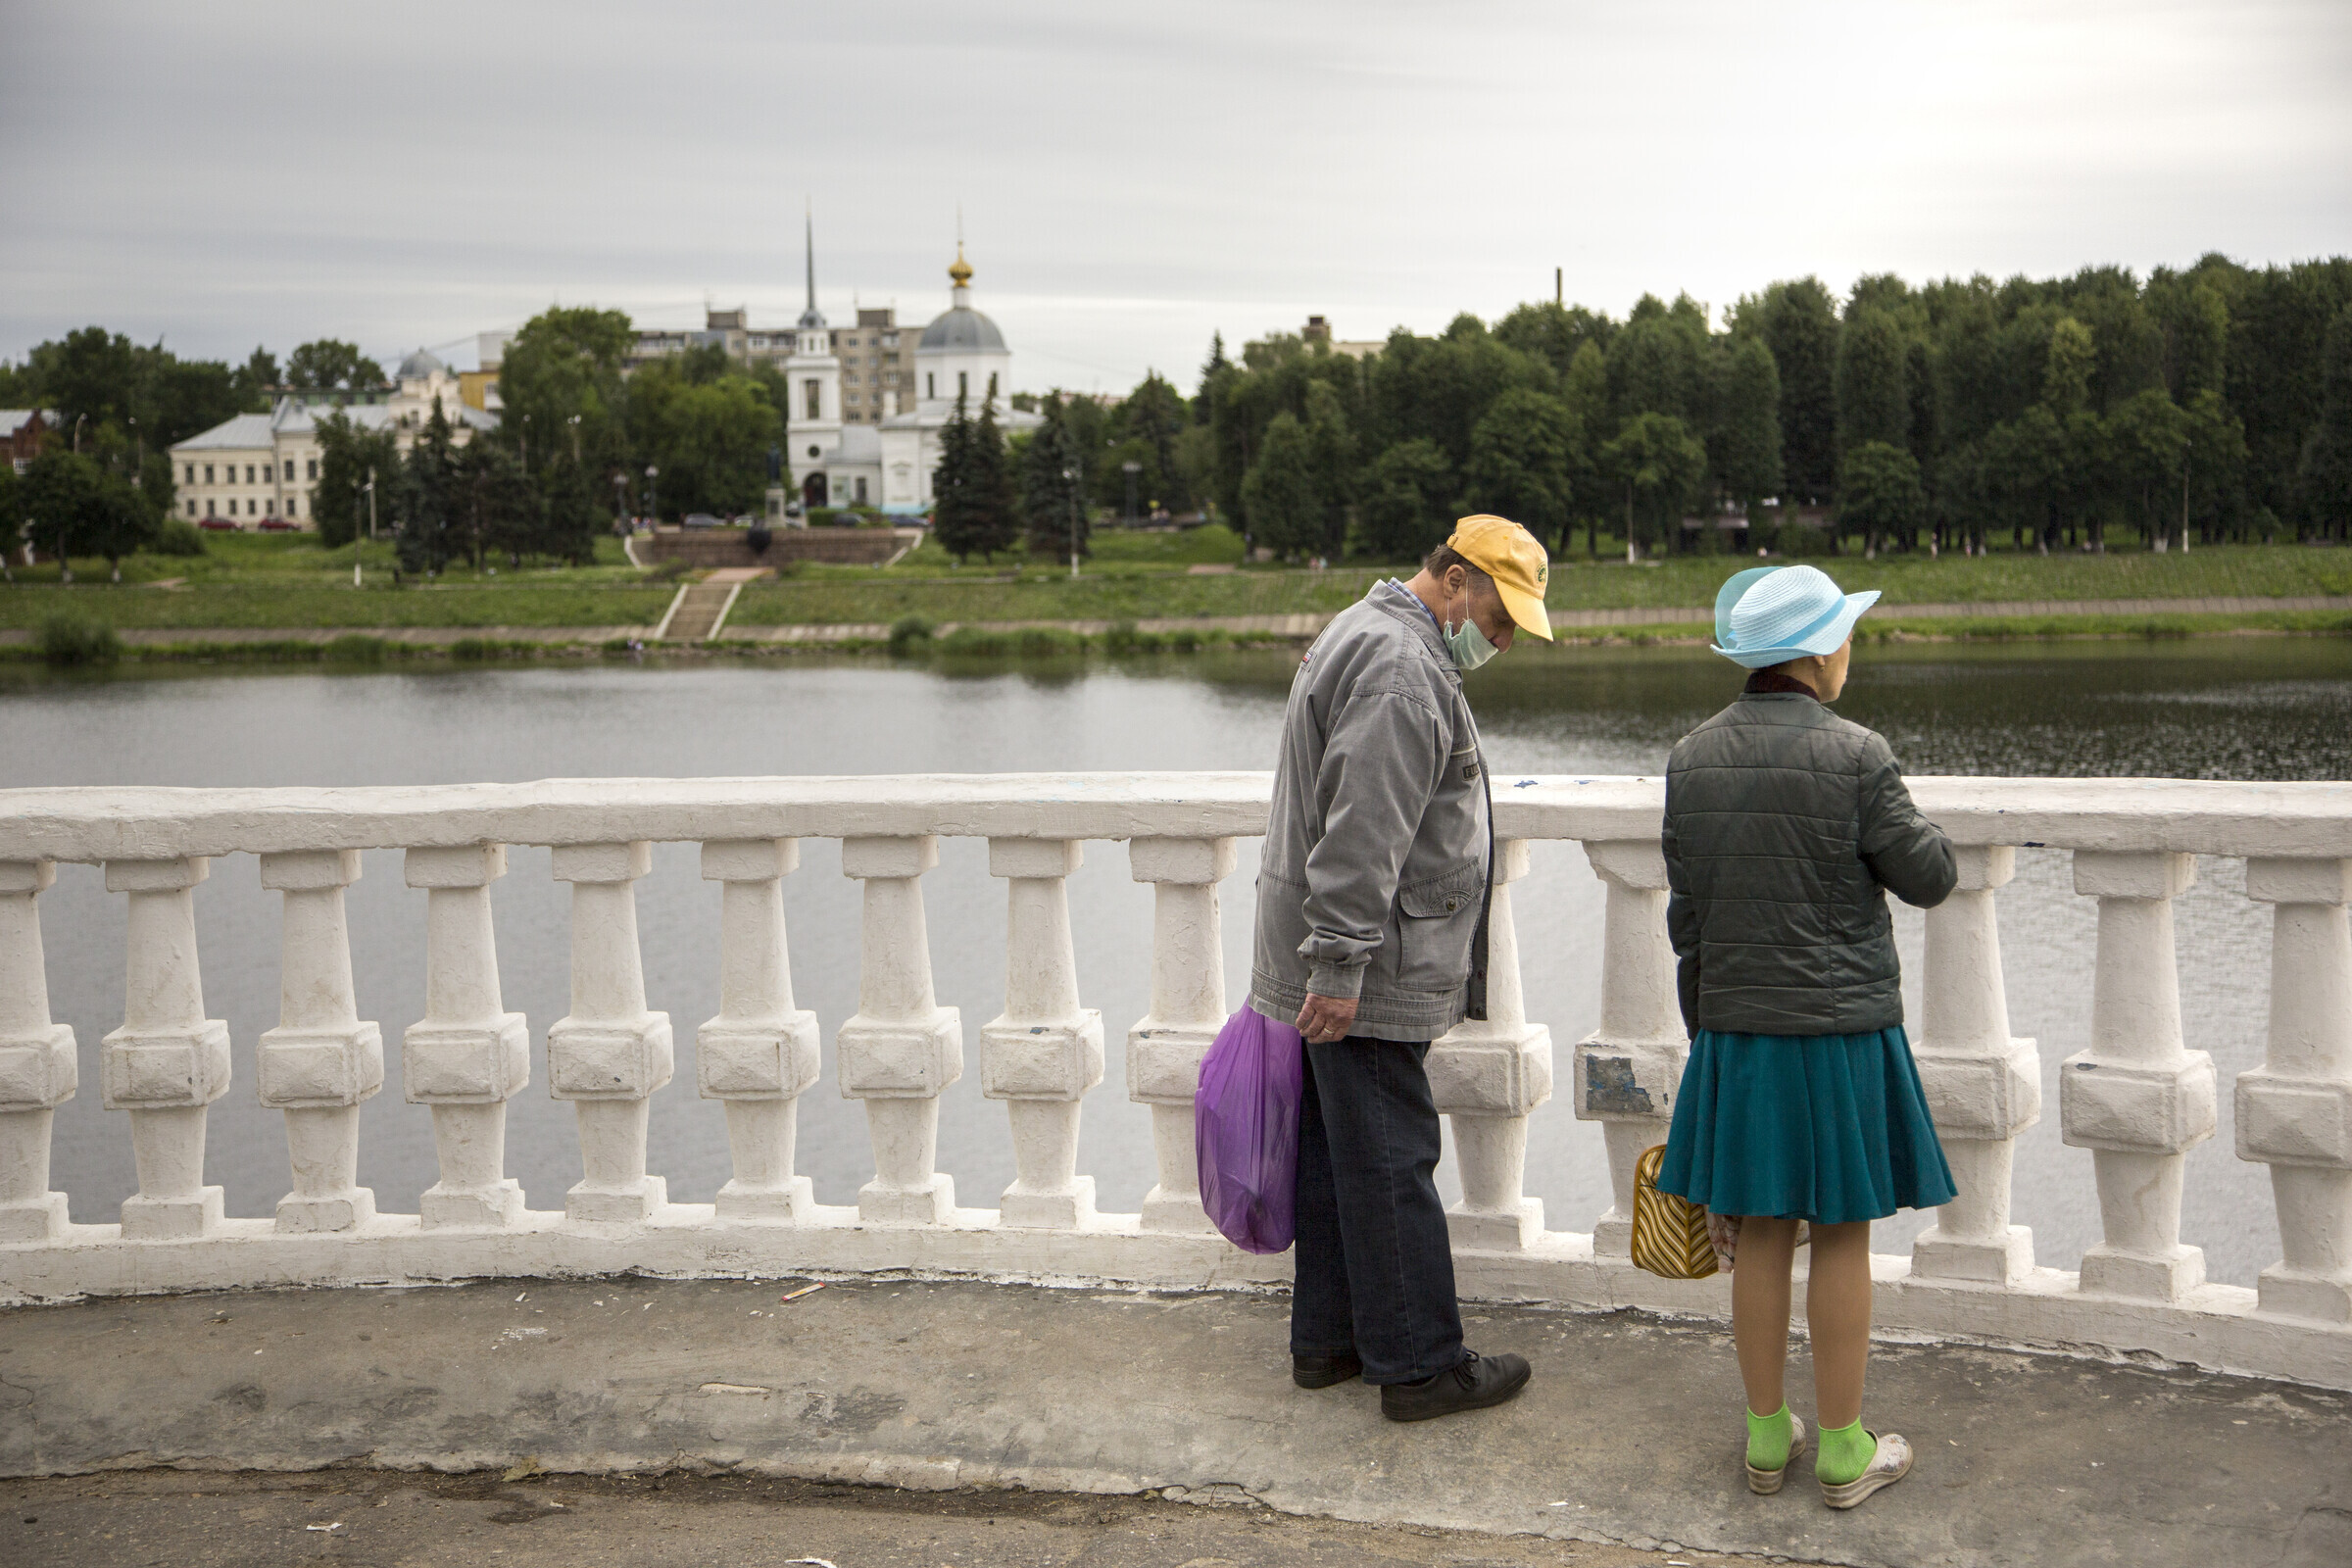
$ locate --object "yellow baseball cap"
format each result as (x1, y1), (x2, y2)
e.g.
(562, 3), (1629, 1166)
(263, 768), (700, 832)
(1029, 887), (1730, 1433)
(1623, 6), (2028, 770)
(1446, 514), (1553, 641)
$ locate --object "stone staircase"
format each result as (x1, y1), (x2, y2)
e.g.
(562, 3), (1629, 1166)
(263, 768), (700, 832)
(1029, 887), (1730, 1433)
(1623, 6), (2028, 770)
(656, 567), (763, 642)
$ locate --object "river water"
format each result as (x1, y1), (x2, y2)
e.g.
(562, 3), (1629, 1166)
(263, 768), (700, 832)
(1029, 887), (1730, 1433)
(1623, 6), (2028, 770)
(6, 637), (2350, 1285)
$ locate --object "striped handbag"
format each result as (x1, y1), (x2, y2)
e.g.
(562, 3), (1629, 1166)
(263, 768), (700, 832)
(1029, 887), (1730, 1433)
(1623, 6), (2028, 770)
(1630, 1143), (1718, 1280)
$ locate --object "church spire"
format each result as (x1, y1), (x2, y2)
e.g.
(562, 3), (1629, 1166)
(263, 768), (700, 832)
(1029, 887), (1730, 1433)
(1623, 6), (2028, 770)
(797, 203), (825, 330)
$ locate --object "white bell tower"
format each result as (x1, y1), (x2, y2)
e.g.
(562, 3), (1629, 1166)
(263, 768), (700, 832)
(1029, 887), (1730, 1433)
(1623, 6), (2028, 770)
(785, 210), (843, 504)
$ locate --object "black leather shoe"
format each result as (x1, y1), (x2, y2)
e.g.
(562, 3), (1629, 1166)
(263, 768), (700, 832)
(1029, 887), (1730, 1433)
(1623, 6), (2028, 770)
(1292, 1351), (1363, 1389)
(1379, 1349), (1531, 1422)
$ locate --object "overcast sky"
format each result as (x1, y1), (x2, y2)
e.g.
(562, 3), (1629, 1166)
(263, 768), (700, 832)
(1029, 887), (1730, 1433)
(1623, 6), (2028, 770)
(4, 1), (2348, 395)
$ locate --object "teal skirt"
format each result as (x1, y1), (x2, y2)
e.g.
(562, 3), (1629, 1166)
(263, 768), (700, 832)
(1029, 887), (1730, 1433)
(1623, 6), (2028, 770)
(1654, 1027), (1955, 1225)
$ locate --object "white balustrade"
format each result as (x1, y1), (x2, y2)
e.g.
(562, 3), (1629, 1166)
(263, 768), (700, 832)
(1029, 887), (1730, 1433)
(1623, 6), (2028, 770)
(0, 860), (75, 1242)
(980, 839), (1104, 1229)
(257, 849), (383, 1233)
(403, 844), (530, 1229)
(836, 835), (962, 1224)
(2237, 858), (2352, 1323)
(1572, 839), (1688, 1258)
(2062, 852), (2218, 1301)
(2, 773), (2350, 1394)
(547, 841), (673, 1223)
(1910, 846), (2041, 1284)
(696, 838), (821, 1222)
(102, 857), (233, 1240)
(1429, 840), (1552, 1250)
(1126, 836), (1235, 1236)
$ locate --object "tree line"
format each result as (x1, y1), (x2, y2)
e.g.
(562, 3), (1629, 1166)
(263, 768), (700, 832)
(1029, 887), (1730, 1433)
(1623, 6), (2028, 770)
(957, 254), (2352, 564)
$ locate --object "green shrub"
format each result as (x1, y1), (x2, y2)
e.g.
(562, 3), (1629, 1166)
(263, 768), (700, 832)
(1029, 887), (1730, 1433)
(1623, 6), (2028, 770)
(939, 627), (1010, 657)
(1014, 626), (1077, 656)
(151, 518), (208, 558)
(887, 614), (935, 656)
(1102, 619), (1141, 655)
(1168, 628), (1202, 653)
(39, 611), (122, 667)
(324, 633), (387, 664)
(449, 637), (497, 661)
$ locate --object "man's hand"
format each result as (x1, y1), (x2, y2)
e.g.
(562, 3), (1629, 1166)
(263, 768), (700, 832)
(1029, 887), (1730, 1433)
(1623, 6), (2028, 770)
(1296, 994), (1358, 1046)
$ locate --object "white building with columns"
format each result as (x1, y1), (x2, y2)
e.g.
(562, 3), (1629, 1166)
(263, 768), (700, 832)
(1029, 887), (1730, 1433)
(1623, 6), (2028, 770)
(783, 244), (1040, 515)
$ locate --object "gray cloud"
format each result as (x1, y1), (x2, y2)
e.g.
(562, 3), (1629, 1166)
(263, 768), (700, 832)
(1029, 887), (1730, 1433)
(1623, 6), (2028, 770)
(3, 0), (2346, 392)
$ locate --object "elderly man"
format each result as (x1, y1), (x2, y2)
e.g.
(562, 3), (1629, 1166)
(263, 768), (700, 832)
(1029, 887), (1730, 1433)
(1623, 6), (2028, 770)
(1249, 514), (1552, 1422)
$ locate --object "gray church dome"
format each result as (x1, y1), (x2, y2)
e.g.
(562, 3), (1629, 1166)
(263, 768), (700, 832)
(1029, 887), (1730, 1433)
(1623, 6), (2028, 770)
(918, 308), (1006, 353)
(397, 348), (447, 379)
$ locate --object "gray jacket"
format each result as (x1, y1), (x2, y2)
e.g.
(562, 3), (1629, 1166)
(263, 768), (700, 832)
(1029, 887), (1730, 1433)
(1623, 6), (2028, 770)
(1662, 688), (1956, 1037)
(1250, 583), (1491, 1042)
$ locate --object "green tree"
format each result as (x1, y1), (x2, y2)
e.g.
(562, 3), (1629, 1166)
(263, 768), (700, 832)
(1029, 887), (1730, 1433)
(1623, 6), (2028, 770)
(1711, 335), (1784, 519)
(1599, 413), (1706, 560)
(2107, 388), (2192, 547)
(455, 438), (543, 567)
(1465, 387), (1579, 553)
(20, 450), (104, 579)
(498, 306), (635, 483)
(1739, 277), (1840, 504)
(1240, 411), (1322, 559)
(932, 392), (1017, 563)
(1835, 307), (1909, 456)
(1019, 394), (1091, 560)
(1300, 380), (1355, 557)
(395, 401), (461, 575)
(1838, 441), (1927, 555)
(2293, 309), (2352, 543)
(285, 340), (386, 392)
(0, 463), (20, 582)
(1123, 370), (1190, 512)
(1348, 438), (1453, 562)
(633, 369), (782, 516)
(313, 412), (401, 548)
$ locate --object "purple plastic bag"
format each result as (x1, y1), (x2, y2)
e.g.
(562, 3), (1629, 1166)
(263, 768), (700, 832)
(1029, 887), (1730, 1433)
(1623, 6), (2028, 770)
(1195, 1006), (1304, 1253)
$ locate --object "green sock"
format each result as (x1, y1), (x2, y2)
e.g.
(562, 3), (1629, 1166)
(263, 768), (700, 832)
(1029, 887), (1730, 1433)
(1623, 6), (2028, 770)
(1744, 1404), (1793, 1472)
(1817, 1418), (1878, 1486)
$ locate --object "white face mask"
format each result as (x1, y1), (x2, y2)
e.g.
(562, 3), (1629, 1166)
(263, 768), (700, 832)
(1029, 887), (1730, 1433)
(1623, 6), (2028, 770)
(1444, 584), (1500, 671)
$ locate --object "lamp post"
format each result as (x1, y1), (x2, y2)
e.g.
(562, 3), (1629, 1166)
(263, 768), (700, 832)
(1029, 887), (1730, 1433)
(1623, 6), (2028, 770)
(612, 471), (629, 535)
(645, 465), (659, 530)
(1061, 466), (1081, 579)
(1122, 461), (1141, 528)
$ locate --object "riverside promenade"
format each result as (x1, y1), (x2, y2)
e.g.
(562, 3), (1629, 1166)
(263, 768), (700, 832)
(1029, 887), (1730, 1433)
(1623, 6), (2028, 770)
(4, 771), (2350, 1565)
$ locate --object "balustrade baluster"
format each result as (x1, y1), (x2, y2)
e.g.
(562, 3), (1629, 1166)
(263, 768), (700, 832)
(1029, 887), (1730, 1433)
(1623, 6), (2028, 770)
(257, 850), (383, 1232)
(697, 838), (821, 1221)
(102, 857), (232, 1239)
(1910, 846), (2041, 1284)
(403, 845), (530, 1228)
(837, 836), (962, 1223)
(2236, 858), (2352, 1323)
(982, 839), (1103, 1229)
(1572, 840), (1688, 1257)
(547, 842), (672, 1223)
(1126, 837), (1235, 1235)
(0, 860), (76, 1241)
(1428, 840), (1552, 1250)
(2062, 852), (2216, 1301)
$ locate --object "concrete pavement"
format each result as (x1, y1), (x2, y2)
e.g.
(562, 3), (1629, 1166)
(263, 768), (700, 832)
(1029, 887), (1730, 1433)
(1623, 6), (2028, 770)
(3, 1277), (2347, 1567)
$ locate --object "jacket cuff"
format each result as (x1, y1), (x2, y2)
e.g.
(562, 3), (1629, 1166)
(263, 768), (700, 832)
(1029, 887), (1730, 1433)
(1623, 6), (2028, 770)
(1306, 961), (1365, 1001)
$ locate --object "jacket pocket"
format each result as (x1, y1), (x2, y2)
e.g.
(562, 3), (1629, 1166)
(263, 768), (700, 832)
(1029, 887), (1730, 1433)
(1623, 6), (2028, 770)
(1395, 862), (1483, 994)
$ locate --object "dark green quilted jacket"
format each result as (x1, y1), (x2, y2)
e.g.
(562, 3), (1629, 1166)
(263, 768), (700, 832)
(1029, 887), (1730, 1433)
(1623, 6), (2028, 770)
(1662, 689), (1956, 1036)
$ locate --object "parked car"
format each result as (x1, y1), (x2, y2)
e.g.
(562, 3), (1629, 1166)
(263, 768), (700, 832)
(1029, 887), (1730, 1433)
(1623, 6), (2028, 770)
(681, 513), (723, 529)
(258, 518), (299, 532)
(198, 518), (240, 532)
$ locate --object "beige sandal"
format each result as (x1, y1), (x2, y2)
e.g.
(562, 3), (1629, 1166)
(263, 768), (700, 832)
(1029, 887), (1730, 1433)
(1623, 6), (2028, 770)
(1819, 1431), (1912, 1510)
(1745, 1412), (1808, 1495)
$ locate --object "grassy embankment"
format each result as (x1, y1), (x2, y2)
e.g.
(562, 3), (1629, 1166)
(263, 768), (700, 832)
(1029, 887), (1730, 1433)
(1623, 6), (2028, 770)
(4, 526), (2349, 664)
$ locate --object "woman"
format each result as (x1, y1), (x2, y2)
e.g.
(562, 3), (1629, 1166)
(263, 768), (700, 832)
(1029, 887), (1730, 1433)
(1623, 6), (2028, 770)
(1656, 564), (1958, 1510)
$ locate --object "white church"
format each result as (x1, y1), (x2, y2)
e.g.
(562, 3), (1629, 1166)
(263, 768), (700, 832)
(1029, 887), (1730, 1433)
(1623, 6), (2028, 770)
(778, 239), (1041, 516)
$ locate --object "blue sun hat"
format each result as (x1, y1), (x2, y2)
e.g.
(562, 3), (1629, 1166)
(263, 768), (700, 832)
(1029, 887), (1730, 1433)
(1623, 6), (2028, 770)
(1709, 564), (1881, 669)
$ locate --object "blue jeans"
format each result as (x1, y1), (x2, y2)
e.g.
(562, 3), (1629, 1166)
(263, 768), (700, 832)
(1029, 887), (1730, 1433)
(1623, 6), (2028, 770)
(1289, 1035), (1465, 1385)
